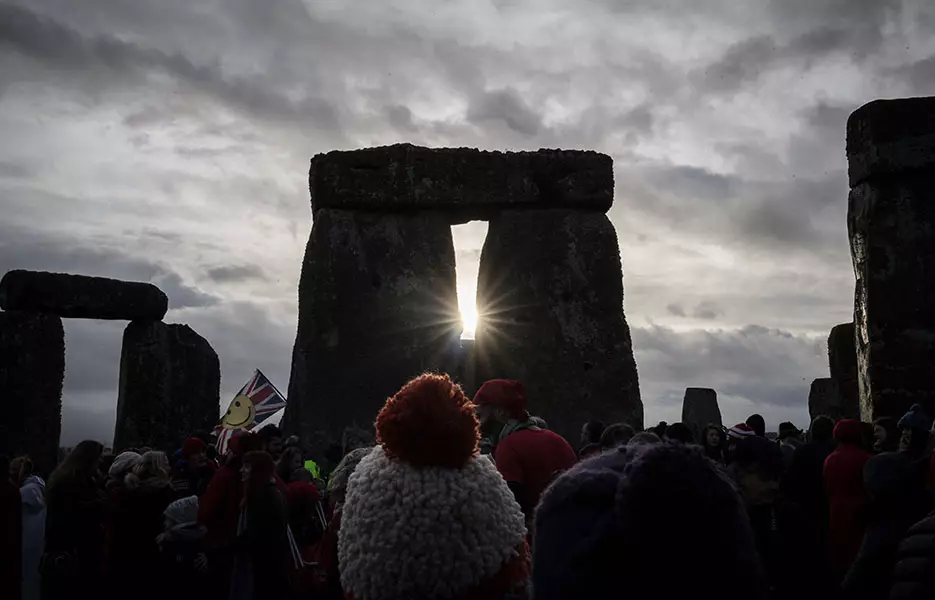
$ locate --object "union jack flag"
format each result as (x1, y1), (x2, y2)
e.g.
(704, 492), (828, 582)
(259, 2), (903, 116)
(215, 369), (287, 454)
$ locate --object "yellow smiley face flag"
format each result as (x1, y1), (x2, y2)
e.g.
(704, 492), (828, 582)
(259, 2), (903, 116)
(215, 370), (288, 453)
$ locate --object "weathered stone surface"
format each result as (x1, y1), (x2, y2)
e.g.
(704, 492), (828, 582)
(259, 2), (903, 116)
(114, 321), (220, 451)
(847, 97), (935, 187)
(309, 144), (614, 217)
(282, 209), (462, 453)
(0, 311), (63, 476)
(848, 174), (935, 421)
(828, 322), (860, 420)
(0, 270), (168, 321)
(681, 388), (721, 437)
(808, 378), (844, 421)
(474, 209), (642, 442)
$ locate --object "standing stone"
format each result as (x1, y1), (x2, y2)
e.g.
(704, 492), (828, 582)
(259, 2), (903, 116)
(115, 321), (220, 451)
(828, 323), (860, 420)
(808, 378), (844, 421)
(847, 97), (935, 421)
(282, 209), (461, 453)
(681, 388), (721, 438)
(0, 311), (64, 476)
(475, 209), (642, 442)
(0, 270), (168, 321)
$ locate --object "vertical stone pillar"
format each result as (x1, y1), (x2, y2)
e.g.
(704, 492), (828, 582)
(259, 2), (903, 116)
(808, 378), (843, 421)
(847, 97), (935, 421)
(115, 321), (220, 451)
(0, 311), (64, 476)
(282, 209), (461, 453)
(828, 322), (860, 420)
(681, 388), (721, 438)
(475, 209), (642, 442)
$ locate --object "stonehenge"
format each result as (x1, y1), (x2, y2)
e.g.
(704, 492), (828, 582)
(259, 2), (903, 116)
(1, 270), (168, 321)
(847, 97), (935, 422)
(828, 323), (859, 421)
(114, 322), (220, 451)
(0, 311), (64, 476)
(284, 144), (641, 449)
(681, 388), (721, 437)
(0, 270), (219, 466)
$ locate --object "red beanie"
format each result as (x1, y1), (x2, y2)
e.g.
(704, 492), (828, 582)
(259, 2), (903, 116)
(182, 436), (207, 458)
(286, 481), (321, 506)
(473, 379), (528, 420)
(834, 419), (864, 445)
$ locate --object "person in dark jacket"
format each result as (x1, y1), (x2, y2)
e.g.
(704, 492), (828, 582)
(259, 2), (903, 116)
(109, 451), (176, 600)
(275, 447), (306, 485)
(42, 440), (107, 600)
(579, 421), (605, 456)
(843, 452), (931, 600)
(1, 455), (23, 600)
(889, 510), (935, 600)
(157, 495), (209, 600)
(873, 418), (900, 454)
(897, 405), (932, 461)
(231, 451), (289, 600)
(825, 419), (872, 582)
(664, 422), (694, 445)
(747, 413), (767, 438)
(170, 437), (216, 499)
(534, 443), (768, 600)
(599, 422), (636, 450)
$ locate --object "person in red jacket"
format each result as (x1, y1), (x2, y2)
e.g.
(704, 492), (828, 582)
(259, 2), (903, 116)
(824, 418), (871, 582)
(473, 379), (577, 528)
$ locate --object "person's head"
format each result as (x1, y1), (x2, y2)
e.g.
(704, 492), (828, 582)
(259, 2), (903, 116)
(627, 432), (662, 447)
(898, 404), (933, 457)
(163, 495), (199, 530)
(726, 423), (755, 457)
(257, 425), (284, 460)
(48, 440), (104, 493)
(534, 444), (767, 599)
(745, 414), (766, 438)
(834, 419), (864, 447)
(702, 425), (724, 450)
(580, 421), (605, 448)
(777, 422), (802, 442)
(108, 451), (142, 481)
(872, 417), (899, 453)
(181, 437), (208, 469)
(286, 481), (324, 545)
(290, 467), (312, 484)
(241, 451), (276, 499)
(664, 422), (694, 445)
(125, 451), (170, 489)
(277, 446), (305, 482)
(327, 446), (373, 506)
(809, 415), (835, 443)
(600, 423), (635, 450)
(473, 379), (528, 439)
(650, 421), (668, 438)
(729, 436), (784, 506)
(10, 456), (34, 486)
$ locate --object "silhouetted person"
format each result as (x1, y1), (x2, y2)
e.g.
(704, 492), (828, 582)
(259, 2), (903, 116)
(826, 419), (872, 582)
(579, 421), (605, 452)
(747, 414), (767, 438)
(664, 422), (694, 445)
(872, 417), (900, 454)
(599, 422), (636, 450)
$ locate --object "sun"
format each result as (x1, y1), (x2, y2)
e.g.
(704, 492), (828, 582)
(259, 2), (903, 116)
(460, 302), (478, 339)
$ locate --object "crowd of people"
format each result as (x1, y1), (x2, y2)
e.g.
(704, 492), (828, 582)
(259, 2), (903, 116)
(4, 373), (935, 600)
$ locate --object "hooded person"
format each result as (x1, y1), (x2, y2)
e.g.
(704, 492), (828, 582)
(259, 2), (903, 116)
(533, 443), (768, 600)
(897, 405), (933, 462)
(473, 378), (577, 526)
(825, 419), (872, 581)
(11, 456), (45, 600)
(338, 373), (530, 600)
(872, 417), (900, 454)
(157, 496), (210, 600)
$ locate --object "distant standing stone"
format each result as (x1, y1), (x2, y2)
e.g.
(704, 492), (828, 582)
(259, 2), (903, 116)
(0, 270), (168, 321)
(828, 323), (860, 420)
(808, 378), (845, 422)
(681, 388), (721, 436)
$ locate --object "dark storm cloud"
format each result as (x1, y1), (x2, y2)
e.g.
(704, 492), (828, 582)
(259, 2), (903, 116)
(466, 88), (543, 136)
(205, 264), (269, 284)
(0, 3), (340, 131)
(0, 160), (33, 179)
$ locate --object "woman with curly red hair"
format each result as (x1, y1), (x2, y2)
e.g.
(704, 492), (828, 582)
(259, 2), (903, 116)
(338, 373), (530, 600)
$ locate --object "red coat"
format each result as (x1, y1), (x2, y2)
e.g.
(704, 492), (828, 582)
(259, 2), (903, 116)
(824, 421), (871, 575)
(198, 464), (243, 549)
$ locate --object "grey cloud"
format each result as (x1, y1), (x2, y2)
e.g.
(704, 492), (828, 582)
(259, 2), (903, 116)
(156, 272), (219, 310)
(692, 301), (724, 320)
(666, 303), (686, 317)
(0, 3), (341, 131)
(205, 264), (269, 284)
(0, 160), (33, 179)
(466, 88), (542, 136)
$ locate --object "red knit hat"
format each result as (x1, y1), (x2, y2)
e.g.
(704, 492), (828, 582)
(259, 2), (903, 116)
(376, 373), (479, 469)
(182, 436), (207, 458)
(473, 379), (528, 420)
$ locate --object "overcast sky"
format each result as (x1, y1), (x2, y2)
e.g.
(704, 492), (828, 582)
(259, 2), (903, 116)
(3, 0), (934, 445)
